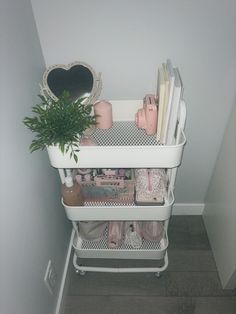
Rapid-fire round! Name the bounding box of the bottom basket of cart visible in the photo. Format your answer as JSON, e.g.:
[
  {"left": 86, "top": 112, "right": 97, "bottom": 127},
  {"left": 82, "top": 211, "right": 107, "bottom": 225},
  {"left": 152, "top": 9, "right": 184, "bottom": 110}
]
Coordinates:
[
  {"left": 72, "top": 228, "right": 168, "bottom": 260},
  {"left": 72, "top": 229, "right": 169, "bottom": 275}
]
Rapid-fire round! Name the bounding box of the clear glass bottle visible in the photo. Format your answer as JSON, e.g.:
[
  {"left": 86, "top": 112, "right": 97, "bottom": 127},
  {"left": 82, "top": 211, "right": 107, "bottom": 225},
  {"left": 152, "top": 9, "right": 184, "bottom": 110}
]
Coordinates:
[{"left": 61, "top": 175, "right": 84, "bottom": 206}]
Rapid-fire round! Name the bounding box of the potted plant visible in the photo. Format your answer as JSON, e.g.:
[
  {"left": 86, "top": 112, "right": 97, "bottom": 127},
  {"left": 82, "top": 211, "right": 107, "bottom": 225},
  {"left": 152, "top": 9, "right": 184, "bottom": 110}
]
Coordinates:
[{"left": 23, "top": 91, "right": 96, "bottom": 162}]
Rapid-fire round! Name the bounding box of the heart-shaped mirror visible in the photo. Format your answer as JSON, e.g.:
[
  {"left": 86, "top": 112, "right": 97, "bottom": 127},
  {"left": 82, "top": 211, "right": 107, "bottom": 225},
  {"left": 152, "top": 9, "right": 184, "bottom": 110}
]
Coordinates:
[{"left": 41, "top": 61, "right": 102, "bottom": 104}]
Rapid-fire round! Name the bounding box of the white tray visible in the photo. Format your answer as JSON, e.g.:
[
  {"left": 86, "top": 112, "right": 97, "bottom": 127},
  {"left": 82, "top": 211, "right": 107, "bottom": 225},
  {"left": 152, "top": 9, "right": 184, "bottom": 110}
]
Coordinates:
[
  {"left": 62, "top": 191, "right": 174, "bottom": 221},
  {"left": 47, "top": 100, "right": 186, "bottom": 169},
  {"left": 73, "top": 227, "right": 168, "bottom": 260}
]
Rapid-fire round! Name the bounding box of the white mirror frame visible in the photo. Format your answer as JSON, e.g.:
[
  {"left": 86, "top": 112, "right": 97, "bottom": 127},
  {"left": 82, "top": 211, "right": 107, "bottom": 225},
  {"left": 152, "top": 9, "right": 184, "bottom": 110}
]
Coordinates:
[{"left": 39, "top": 61, "right": 102, "bottom": 104}]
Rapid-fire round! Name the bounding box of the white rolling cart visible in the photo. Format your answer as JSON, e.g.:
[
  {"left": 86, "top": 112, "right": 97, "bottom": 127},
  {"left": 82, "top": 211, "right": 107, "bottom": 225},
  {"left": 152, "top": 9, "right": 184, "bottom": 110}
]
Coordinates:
[{"left": 47, "top": 99, "right": 186, "bottom": 277}]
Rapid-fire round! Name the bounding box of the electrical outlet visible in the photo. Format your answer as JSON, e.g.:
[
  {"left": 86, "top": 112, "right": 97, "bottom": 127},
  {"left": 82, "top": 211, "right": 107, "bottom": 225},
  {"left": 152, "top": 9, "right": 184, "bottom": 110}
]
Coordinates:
[{"left": 44, "top": 260, "right": 57, "bottom": 294}]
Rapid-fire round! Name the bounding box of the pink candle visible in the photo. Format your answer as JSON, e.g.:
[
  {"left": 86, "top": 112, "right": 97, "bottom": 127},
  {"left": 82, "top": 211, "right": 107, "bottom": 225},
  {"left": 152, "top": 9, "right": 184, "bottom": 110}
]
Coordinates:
[{"left": 94, "top": 100, "right": 113, "bottom": 129}]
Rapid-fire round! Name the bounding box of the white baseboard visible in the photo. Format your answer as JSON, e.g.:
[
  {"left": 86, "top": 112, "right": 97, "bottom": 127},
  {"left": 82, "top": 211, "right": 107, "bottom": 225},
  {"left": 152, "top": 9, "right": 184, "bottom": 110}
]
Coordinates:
[
  {"left": 172, "top": 203, "right": 205, "bottom": 215},
  {"left": 55, "top": 229, "right": 75, "bottom": 314}
]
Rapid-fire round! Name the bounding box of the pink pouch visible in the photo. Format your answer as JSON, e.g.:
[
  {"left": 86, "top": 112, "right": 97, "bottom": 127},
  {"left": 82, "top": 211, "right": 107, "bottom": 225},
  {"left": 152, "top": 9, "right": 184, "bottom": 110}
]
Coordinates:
[
  {"left": 108, "top": 221, "right": 124, "bottom": 248},
  {"left": 79, "top": 221, "right": 107, "bottom": 241},
  {"left": 142, "top": 221, "right": 164, "bottom": 242},
  {"left": 135, "top": 168, "right": 168, "bottom": 205}
]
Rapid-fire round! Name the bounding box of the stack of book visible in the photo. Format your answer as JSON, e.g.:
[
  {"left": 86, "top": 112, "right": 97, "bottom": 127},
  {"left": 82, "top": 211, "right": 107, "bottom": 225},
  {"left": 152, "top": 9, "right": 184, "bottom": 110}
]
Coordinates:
[{"left": 156, "top": 59, "right": 184, "bottom": 145}]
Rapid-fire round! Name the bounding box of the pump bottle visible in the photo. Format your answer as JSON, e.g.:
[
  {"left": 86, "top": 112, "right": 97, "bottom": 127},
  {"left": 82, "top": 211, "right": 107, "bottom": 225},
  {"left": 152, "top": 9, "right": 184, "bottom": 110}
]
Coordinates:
[{"left": 62, "top": 175, "right": 84, "bottom": 206}]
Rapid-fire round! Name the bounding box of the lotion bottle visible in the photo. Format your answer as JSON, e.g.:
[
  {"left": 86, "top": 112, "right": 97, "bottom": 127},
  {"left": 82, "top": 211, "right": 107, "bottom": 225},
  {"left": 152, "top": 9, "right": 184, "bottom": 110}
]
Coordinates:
[{"left": 62, "top": 175, "right": 84, "bottom": 206}]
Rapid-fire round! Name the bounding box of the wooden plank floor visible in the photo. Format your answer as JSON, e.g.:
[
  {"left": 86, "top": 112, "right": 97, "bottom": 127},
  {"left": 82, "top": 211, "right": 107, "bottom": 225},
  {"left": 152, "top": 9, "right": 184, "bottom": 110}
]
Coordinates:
[{"left": 62, "top": 216, "right": 236, "bottom": 314}]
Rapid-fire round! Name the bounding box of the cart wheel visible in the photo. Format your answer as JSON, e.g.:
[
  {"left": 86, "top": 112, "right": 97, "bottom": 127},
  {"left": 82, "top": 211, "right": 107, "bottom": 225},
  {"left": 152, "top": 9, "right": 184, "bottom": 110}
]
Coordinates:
[
  {"left": 155, "top": 272, "right": 161, "bottom": 278},
  {"left": 75, "top": 268, "right": 86, "bottom": 276},
  {"left": 75, "top": 264, "right": 86, "bottom": 276},
  {"left": 78, "top": 269, "right": 86, "bottom": 276}
]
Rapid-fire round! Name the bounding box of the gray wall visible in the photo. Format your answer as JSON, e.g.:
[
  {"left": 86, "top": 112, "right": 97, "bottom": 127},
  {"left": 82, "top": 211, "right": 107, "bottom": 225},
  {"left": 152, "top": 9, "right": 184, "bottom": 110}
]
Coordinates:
[
  {"left": 31, "top": 0, "right": 236, "bottom": 206},
  {"left": 204, "top": 100, "right": 236, "bottom": 289},
  {"left": 1, "top": 1, "right": 70, "bottom": 313}
]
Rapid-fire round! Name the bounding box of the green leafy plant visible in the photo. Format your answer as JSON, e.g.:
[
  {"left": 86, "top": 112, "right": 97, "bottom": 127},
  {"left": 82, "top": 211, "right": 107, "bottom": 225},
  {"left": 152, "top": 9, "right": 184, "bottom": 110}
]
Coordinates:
[{"left": 23, "top": 91, "right": 96, "bottom": 162}]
